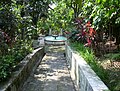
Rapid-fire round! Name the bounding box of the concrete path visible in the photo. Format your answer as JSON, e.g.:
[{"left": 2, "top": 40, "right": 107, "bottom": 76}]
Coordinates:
[{"left": 21, "top": 46, "right": 76, "bottom": 91}]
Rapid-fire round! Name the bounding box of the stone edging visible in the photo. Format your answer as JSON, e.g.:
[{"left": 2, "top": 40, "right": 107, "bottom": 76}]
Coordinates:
[
  {"left": 65, "top": 44, "right": 109, "bottom": 91},
  {"left": 0, "top": 47, "right": 45, "bottom": 91}
]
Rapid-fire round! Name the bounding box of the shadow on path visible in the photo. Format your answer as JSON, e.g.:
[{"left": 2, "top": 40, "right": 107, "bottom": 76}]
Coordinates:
[{"left": 21, "top": 46, "right": 76, "bottom": 91}]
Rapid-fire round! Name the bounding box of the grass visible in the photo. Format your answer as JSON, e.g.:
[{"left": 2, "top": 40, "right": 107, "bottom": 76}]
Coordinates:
[
  {"left": 100, "top": 53, "right": 120, "bottom": 91},
  {"left": 104, "top": 53, "right": 120, "bottom": 61},
  {"left": 69, "top": 41, "right": 120, "bottom": 91}
]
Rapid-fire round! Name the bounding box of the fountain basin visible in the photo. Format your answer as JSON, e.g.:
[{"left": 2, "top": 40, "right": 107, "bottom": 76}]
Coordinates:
[{"left": 45, "top": 36, "right": 67, "bottom": 45}]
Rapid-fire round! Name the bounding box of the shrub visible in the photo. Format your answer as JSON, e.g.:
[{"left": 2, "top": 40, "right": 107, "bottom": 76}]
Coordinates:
[
  {"left": 0, "top": 41, "right": 33, "bottom": 82},
  {"left": 0, "top": 55, "right": 15, "bottom": 81},
  {"left": 70, "top": 41, "right": 109, "bottom": 88}
]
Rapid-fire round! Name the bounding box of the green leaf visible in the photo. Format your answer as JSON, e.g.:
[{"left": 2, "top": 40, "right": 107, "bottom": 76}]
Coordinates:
[
  {"left": 75, "top": 0, "right": 82, "bottom": 8},
  {"left": 96, "top": 0, "right": 101, "bottom": 3}
]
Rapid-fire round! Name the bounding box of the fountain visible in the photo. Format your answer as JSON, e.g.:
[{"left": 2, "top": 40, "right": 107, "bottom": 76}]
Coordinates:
[
  {"left": 44, "top": 29, "right": 67, "bottom": 45},
  {"left": 49, "top": 28, "right": 52, "bottom": 35}
]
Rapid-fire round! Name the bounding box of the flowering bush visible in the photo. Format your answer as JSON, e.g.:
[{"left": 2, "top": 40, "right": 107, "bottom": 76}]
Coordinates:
[{"left": 68, "top": 17, "right": 96, "bottom": 47}]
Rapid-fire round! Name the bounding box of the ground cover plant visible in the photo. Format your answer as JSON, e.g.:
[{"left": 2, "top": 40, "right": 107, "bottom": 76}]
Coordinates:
[
  {"left": 65, "top": 15, "right": 120, "bottom": 90},
  {"left": 0, "top": 0, "right": 120, "bottom": 90},
  {"left": 0, "top": 39, "right": 33, "bottom": 81},
  {"left": 63, "top": 1, "right": 120, "bottom": 90},
  {"left": 70, "top": 41, "right": 120, "bottom": 91},
  {"left": 0, "top": 0, "right": 50, "bottom": 81},
  {"left": 64, "top": 1, "right": 120, "bottom": 90}
]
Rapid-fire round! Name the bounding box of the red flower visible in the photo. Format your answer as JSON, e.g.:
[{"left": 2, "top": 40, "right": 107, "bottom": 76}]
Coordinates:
[
  {"left": 84, "top": 38, "right": 92, "bottom": 47},
  {"left": 89, "top": 27, "right": 96, "bottom": 36},
  {"left": 86, "top": 21, "right": 91, "bottom": 27}
]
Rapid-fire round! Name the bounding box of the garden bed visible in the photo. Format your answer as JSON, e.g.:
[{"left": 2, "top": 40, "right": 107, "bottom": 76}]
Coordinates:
[
  {"left": 68, "top": 41, "right": 120, "bottom": 91},
  {"left": 99, "top": 54, "right": 120, "bottom": 91},
  {"left": 65, "top": 43, "right": 109, "bottom": 91},
  {"left": 0, "top": 47, "right": 45, "bottom": 91}
]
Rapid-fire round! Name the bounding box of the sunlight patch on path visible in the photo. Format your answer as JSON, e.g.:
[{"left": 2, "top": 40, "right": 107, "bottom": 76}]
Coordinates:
[{"left": 21, "top": 46, "right": 75, "bottom": 91}]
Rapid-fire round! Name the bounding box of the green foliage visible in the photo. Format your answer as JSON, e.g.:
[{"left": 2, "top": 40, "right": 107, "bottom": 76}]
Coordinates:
[
  {"left": 71, "top": 41, "right": 120, "bottom": 91},
  {"left": 80, "top": 0, "right": 120, "bottom": 31},
  {"left": 12, "top": 40, "right": 33, "bottom": 60},
  {"left": 68, "top": 0, "right": 83, "bottom": 17},
  {"left": 0, "top": 0, "right": 38, "bottom": 81},
  {"left": 104, "top": 53, "right": 120, "bottom": 61},
  {"left": 0, "top": 4, "right": 17, "bottom": 40},
  {"left": 0, "top": 40, "right": 33, "bottom": 82},
  {"left": 0, "top": 55, "right": 15, "bottom": 81},
  {"left": 70, "top": 41, "right": 109, "bottom": 88},
  {"left": 37, "top": 0, "right": 74, "bottom": 35}
]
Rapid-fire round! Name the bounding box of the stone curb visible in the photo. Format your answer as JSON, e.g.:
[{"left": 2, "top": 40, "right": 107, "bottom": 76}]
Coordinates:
[
  {"left": 0, "top": 47, "right": 45, "bottom": 91},
  {"left": 65, "top": 44, "right": 110, "bottom": 91}
]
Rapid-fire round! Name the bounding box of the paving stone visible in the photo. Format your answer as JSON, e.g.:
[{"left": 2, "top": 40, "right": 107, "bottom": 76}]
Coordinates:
[{"left": 21, "top": 46, "right": 76, "bottom": 91}]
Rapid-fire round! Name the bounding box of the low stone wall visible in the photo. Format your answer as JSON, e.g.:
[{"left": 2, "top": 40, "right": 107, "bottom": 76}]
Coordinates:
[
  {"left": 0, "top": 47, "right": 45, "bottom": 91},
  {"left": 65, "top": 44, "right": 109, "bottom": 91}
]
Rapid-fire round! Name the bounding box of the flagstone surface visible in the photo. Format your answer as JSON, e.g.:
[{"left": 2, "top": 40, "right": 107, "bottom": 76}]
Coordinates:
[{"left": 21, "top": 46, "right": 76, "bottom": 91}]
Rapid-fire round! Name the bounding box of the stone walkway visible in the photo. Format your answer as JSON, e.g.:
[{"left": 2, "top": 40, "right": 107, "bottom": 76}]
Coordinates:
[{"left": 21, "top": 46, "right": 76, "bottom": 91}]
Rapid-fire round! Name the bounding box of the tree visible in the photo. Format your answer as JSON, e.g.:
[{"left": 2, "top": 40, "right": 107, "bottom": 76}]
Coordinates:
[{"left": 37, "top": 0, "right": 74, "bottom": 35}]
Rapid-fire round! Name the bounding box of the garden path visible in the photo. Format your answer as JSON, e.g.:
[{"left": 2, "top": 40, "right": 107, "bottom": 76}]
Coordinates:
[{"left": 21, "top": 46, "right": 76, "bottom": 91}]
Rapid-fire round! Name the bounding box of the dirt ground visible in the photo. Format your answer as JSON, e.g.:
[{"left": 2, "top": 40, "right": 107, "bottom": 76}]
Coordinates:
[{"left": 94, "top": 41, "right": 120, "bottom": 91}]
